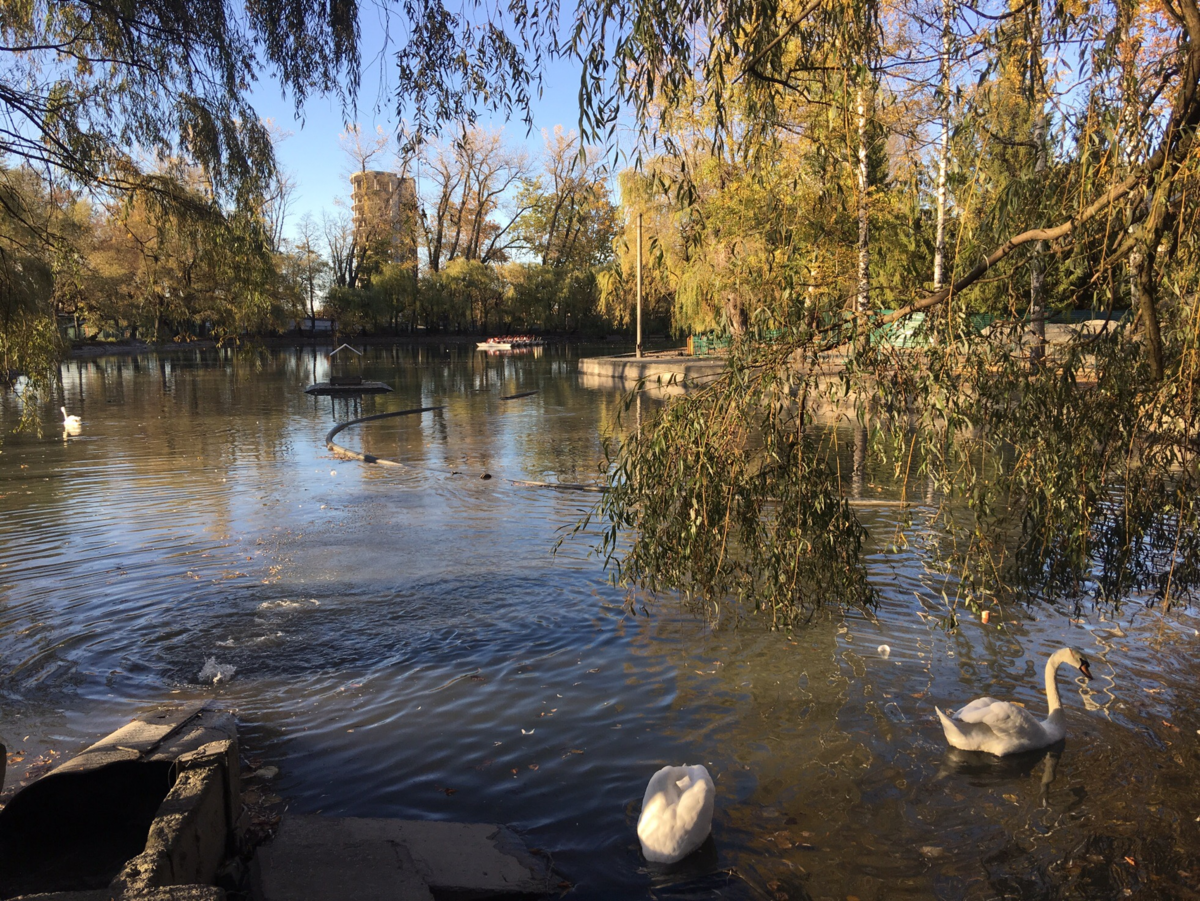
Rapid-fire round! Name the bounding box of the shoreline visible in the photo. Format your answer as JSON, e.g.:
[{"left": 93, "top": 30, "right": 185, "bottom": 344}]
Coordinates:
[{"left": 65, "top": 333, "right": 648, "bottom": 361}]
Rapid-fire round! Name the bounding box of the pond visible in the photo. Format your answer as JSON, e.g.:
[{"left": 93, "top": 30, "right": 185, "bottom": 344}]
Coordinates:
[{"left": 1, "top": 344, "right": 1198, "bottom": 900}]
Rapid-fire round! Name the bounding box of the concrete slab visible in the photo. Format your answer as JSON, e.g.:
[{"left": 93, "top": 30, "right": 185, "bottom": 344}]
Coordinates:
[
  {"left": 577, "top": 354, "right": 727, "bottom": 391},
  {"left": 252, "top": 816, "right": 433, "bottom": 901},
  {"left": 124, "top": 888, "right": 226, "bottom": 901},
  {"left": 388, "top": 821, "right": 554, "bottom": 898},
  {"left": 253, "top": 817, "right": 554, "bottom": 901}
]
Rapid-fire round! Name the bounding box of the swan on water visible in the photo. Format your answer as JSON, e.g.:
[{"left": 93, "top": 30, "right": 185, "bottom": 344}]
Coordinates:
[
  {"left": 936, "top": 647, "right": 1093, "bottom": 756},
  {"left": 636, "top": 764, "right": 715, "bottom": 864},
  {"left": 61, "top": 407, "right": 82, "bottom": 431}
]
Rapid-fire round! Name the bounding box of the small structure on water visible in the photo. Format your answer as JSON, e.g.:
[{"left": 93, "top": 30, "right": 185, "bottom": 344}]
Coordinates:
[{"left": 305, "top": 344, "right": 392, "bottom": 396}]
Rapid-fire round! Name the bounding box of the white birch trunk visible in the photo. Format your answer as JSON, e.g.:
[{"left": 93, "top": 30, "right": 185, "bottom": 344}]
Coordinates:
[
  {"left": 1030, "top": 111, "right": 1047, "bottom": 364},
  {"left": 933, "top": 0, "right": 951, "bottom": 291},
  {"left": 856, "top": 85, "right": 870, "bottom": 322},
  {"left": 1028, "top": 3, "right": 1047, "bottom": 365}
]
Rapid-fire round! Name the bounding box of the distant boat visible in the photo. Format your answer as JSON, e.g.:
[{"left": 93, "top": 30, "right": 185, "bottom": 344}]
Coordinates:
[{"left": 477, "top": 336, "right": 545, "bottom": 352}]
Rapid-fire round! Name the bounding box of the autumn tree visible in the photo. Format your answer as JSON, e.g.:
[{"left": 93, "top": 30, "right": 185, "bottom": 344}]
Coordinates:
[
  {"left": 515, "top": 128, "right": 618, "bottom": 269},
  {"left": 418, "top": 127, "right": 532, "bottom": 272}
]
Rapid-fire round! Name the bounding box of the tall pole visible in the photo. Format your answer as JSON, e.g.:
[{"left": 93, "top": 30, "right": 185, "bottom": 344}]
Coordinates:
[
  {"left": 855, "top": 83, "right": 870, "bottom": 357},
  {"left": 933, "top": 0, "right": 951, "bottom": 292},
  {"left": 636, "top": 213, "right": 643, "bottom": 359}
]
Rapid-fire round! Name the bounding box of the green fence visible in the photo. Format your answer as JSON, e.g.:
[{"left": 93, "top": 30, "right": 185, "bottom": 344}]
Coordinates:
[{"left": 689, "top": 309, "right": 1131, "bottom": 354}]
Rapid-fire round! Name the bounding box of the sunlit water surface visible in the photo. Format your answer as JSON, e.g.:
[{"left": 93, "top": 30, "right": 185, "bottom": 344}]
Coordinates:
[{"left": 1, "top": 345, "right": 1199, "bottom": 900}]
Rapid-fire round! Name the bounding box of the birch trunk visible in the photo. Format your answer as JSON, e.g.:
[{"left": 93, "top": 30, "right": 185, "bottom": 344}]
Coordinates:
[
  {"left": 1028, "top": 0, "right": 1047, "bottom": 366},
  {"left": 856, "top": 84, "right": 870, "bottom": 339},
  {"left": 1029, "top": 111, "right": 1048, "bottom": 365},
  {"left": 933, "top": 0, "right": 951, "bottom": 292}
]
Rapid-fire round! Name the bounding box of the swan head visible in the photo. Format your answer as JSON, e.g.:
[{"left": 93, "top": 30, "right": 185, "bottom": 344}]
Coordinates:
[{"left": 1066, "top": 648, "right": 1093, "bottom": 680}]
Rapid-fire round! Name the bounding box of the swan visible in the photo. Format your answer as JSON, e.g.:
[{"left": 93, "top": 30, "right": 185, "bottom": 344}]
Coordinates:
[
  {"left": 936, "top": 647, "right": 1093, "bottom": 756},
  {"left": 636, "top": 764, "right": 715, "bottom": 864},
  {"left": 61, "top": 406, "right": 82, "bottom": 429}
]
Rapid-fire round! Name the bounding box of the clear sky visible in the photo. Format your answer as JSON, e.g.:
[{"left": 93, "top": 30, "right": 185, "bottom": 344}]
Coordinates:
[{"left": 249, "top": 4, "right": 594, "bottom": 244}]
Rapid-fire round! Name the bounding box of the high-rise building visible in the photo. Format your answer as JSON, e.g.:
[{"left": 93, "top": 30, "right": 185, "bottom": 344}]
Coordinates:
[{"left": 349, "top": 170, "right": 419, "bottom": 267}]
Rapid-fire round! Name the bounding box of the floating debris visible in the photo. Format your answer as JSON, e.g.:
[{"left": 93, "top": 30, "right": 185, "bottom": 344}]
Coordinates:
[
  {"left": 878, "top": 644, "right": 891, "bottom": 658},
  {"left": 198, "top": 657, "right": 236, "bottom": 684}
]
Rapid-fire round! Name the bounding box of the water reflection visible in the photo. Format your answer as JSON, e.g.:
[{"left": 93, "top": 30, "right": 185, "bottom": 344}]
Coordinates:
[
  {"left": 0, "top": 346, "right": 1198, "bottom": 900},
  {"left": 936, "top": 742, "right": 1063, "bottom": 807}
]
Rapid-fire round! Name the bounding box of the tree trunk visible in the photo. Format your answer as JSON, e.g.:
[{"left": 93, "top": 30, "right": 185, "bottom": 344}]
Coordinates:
[
  {"left": 1029, "top": 110, "right": 1048, "bottom": 366},
  {"left": 855, "top": 83, "right": 870, "bottom": 351},
  {"left": 933, "top": 0, "right": 951, "bottom": 292},
  {"left": 1028, "top": 0, "right": 1047, "bottom": 366}
]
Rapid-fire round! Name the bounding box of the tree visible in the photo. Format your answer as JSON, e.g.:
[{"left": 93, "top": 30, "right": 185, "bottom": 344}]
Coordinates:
[
  {"left": 418, "top": 127, "right": 532, "bottom": 272},
  {"left": 432, "top": 259, "right": 505, "bottom": 332},
  {"left": 0, "top": 0, "right": 358, "bottom": 209},
  {"left": 556, "top": 0, "right": 1200, "bottom": 618},
  {"left": 0, "top": 0, "right": 358, "bottom": 388},
  {"left": 0, "top": 166, "right": 58, "bottom": 393},
  {"left": 515, "top": 128, "right": 619, "bottom": 269},
  {"left": 285, "top": 213, "right": 329, "bottom": 324}
]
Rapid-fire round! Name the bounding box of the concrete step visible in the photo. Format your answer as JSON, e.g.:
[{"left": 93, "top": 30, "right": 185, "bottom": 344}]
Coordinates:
[{"left": 252, "top": 816, "right": 553, "bottom": 901}]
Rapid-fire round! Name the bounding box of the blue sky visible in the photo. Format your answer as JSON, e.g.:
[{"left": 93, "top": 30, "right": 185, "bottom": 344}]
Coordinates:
[{"left": 249, "top": 5, "right": 593, "bottom": 243}]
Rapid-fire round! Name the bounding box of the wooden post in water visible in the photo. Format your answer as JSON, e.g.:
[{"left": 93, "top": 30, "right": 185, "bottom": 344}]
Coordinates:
[{"left": 636, "top": 213, "right": 643, "bottom": 359}]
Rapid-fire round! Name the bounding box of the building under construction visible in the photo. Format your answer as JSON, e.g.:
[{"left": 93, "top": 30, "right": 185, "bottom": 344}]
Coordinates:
[{"left": 349, "top": 170, "right": 419, "bottom": 268}]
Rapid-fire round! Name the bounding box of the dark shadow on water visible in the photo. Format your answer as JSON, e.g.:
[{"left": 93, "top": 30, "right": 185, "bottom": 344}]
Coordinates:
[
  {"left": 643, "top": 835, "right": 803, "bottom": 900},
  {"left": 936, "top": 740, "right": 1064, "bottom": 804}
]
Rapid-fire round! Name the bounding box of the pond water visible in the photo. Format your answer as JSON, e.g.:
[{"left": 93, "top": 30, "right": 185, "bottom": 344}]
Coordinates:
[{"left": 1, "top": 344, "right": 1199, "bottom": 900}]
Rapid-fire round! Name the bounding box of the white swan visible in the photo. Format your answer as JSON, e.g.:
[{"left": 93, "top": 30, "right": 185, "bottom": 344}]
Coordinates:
[
  {"left": 936, "top": 647, "right": 1093, "bottom": 756},
  {"left": 61, "top": 406, "right": 82, "bottom": 430},
  {"left": 636, "top": 764, "right": 715, "bottom": 864}
]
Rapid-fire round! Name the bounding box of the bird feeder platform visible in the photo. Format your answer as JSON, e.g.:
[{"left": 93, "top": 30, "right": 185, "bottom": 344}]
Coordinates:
[
  {"left": 306, "top": 344, "right": 392, "bottom": 395},
  {"left": 305, "top": 380, "right": 392, "bottom": 396}
]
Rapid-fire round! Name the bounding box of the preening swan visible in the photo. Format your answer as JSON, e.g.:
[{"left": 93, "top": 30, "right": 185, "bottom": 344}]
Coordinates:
[
  {"left": 61, "top": 406, "right": 82, "bottom": 429},
  {"left": 937, "top": 647, "right": 1093, "bottom": 756},
  {"left": 636, "top": 764, "right": 715, "bottom": 864}
]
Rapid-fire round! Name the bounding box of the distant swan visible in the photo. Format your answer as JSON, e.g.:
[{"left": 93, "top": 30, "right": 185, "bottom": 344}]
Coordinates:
[
  {"left": 636, "top": 764, "right": 715, "bottom": 864},
  {"left": 61, "top": 406, "right": 82, "bottom": 429},
  {"left": 937, "top": 647, "right": 1093, "bottom": 756}
]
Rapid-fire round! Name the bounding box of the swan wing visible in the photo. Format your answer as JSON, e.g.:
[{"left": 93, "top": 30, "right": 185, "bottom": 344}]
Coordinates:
[
  {"left": 946, "top": 698, "right": 1050, "bottom": 754},
  {"left": 672, "top": 771, "right": 714, "bottom": 838},
  {"left": 954, "top": 697, "right": 1003, "bottom": 722},
  {"left": 962, "top": 699, "right": 1041, "bottom": 738}
]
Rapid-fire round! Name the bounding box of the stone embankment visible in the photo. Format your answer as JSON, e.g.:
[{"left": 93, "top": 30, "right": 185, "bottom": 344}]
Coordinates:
[{"left": 0, "top": 708, "right": 554, "bottom": 901}]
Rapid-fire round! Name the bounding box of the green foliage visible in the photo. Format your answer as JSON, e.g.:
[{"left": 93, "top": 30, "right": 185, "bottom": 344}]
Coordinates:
[
  {"left": 1, "top": 0, "right": 358, "bottom": 209},
  {"left": 513, "top": 128, "right": 619, "bottom": 270},
  {"left": 568, "top": 0, "right": 1200, "bottom": 617},
  {"left": 595, "top": 338, "right": 875, "bottom": 626},
  {"left": 503, "top": 263, "right": 603, "bottom": 332}
]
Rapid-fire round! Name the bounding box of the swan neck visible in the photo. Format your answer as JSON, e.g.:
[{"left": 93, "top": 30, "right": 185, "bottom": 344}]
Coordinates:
[{"left": 1044, "top": 650, "right": 1068, "bottom": 713}]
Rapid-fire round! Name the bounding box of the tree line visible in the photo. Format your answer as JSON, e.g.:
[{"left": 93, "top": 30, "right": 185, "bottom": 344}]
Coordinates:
[{"left": 316, "top": 124, "right": 620, "bottom": 335}]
